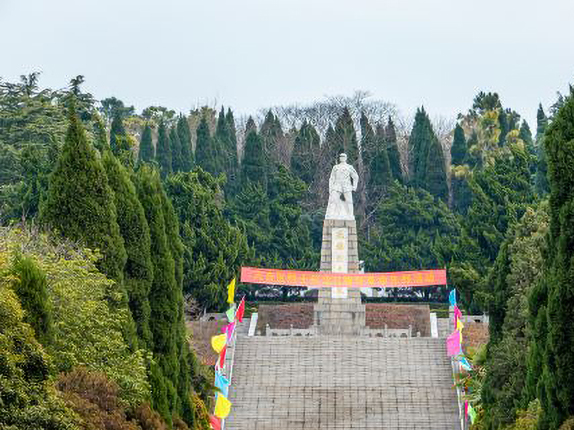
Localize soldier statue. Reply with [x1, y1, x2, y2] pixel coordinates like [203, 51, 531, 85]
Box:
[325, 153, 359, 220]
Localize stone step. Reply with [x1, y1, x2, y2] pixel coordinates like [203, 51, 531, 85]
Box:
[225, 337, 459, 430]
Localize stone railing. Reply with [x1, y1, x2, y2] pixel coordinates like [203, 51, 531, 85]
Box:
[265, 324, 418, 338]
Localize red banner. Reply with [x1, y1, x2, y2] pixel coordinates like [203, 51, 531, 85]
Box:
[240, 267, 447, 288]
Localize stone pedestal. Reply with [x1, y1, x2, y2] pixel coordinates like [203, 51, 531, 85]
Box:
[313, 219, 366, 335]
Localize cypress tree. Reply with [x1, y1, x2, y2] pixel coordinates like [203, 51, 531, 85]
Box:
[291, 120, 320, 184]
[385, 117, 403, 182]
[10, 255, 53, 345]
[195, 116, 217, 175]
[134, 165, 181, 424]
[177, 115, 194, 171]
[424, 135, 448, 202]
[222, 108, 239, 194]
[528, 92, 574, 430]
[156, 121, 172, 178]
[535, 104, 550, 195]
[241, 130, 267, 191]
[102, 150, 153, 347]
[260, 110, 283, 164]
[360, 112, 376, 168]
[408, 107, 437, 187]
[169, 126, 183, 173]
[245, 116, 257, 136]
[138, 124, 154, 164]
[451, 123, 467, 165]
[93, 114, 109, 153]
[110, 112, 128, 155]
[41, 104, 126, 282]
[368, 124, 392, 204]
[498, 110, 508, 147]
[332, 108, 359, 164]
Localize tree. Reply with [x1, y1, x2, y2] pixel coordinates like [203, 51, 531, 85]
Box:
[240, 130, 268, 191]
[360, 112, 376, 168]
[9, 254, 53, 345]
[527, 91, 574, 430]
[368, 124, 392, 207]
[498, 110, 509, 147]
[169, 126, 183, 173]
[138, 123, 154, 164]
[385, 117, 403, 182]
[166, 169, 249, 309]
[110, 112, 127, 155]
[260, 110, 284, 165]
[408, 107, 434, 186]
[41, 103, 127, 283]
[102, 150, 153, 347]
[155, 121, 172, 178]
[195, 116, 219, 176]
[216, 107, 239, 194]
[291, 120, 320, 185]
[177, 115, 194, 171]
[535, 104, 550, 195]
[99, 96, 134, 126]
[332, 107, 359, 164]
[451, 123, 467, 165]
[424, 135, 448, 202]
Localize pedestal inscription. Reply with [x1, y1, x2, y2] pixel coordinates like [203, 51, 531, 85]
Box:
[331, 227, 348, 299]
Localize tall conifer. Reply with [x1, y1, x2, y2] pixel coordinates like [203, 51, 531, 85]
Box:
[385, 117, 403, 182]
[291, 121, 320, 185]
[195, 116, 217, 175]
[156, 121, 172, 178]
[169, 127, 183, 173]
[41, 104, 127, 282]
[241, 130, 267, 191]
[424, 136, 448, 202]
[368, 124, 392, 204]
[535, 104, 550, 195]
[138, 124, 154, 164]
[451, 123, 467, 165]
[102, 150, 153, 346]
[176, 115, 194, 171]
[332, 108, 359, 164]
[360, 112, 376, 169]
[527, 92, 574, 430]
[110, 112, 128, 155]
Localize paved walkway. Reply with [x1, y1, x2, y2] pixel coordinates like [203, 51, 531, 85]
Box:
[225, 336, 459, 430]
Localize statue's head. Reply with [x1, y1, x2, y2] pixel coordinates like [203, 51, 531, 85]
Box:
[339, 153, 347, 163]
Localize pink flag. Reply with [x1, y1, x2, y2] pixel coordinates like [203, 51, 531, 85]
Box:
[446, 330, 462, 356]
[464, 401, 469, 419]
[222, 322, 236, 341]
[454, 306, 463, 322]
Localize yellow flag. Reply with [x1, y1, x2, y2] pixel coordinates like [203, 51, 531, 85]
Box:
[214, 394, 232, 419]
[227, 278, 236, 304]
[456, 318, 464, 332]
[211, 334, 227, 354]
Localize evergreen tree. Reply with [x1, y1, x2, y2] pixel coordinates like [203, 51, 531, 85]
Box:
[240, 130, 268, 191]
[260, 110, 284, 164]
[225, 108, 239, 169]
[527, 92, 574, 430]
[92, 114, 108, 153]
[451, 166, 472, 215]
[138, 124, 154, 164]
[291, 120, 320, 185]
[245, 116, 257, 136]
[169, 126, 183, 173]
[535, 104, 550, 195]
[332, 108, 359, 164]
[195, 116, 218, 176]
[385, 117, 402, 182]
[134, 165, 184, 425]
[176, 115, 194, 171]
[451, 123, 467, 165]
[216, 107, 239, 193]
[41, 104, 127, 282]
[498, 109, 509, 147]
[424, 134, 448, 202]
[110, 111, 127, 154]
[360, 112, 376, 168]
[155, 121, 172, 178]
[10, 255, 53, 345]
[102, 150, 153, 347]
[408, 107, 432, 185]
[368, 124, 392, 206]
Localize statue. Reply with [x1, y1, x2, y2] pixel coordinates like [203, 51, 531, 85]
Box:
[325, 153, 359, 220]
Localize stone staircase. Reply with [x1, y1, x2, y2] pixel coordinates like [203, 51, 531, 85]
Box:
[225, 336, 459, 430]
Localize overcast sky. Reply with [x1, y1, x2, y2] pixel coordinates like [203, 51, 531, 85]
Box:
[1, 0, 573, 126]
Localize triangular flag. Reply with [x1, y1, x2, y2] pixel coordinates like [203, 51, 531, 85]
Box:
[453, 305, 463, 321]
[226, 322, 236, 342]
[214, 394, 232, 419]
[215, 372, 230, 398]
[218, 345, 227, 368]
[459, 356, 472, 371]
[226, 306, 235, 323]
[464, 401, 469, 419]
[449, 289, 457, 306]
[209, 415, 221, 430]
[456, 317, 465, 332]
[227, 278, 236, 304]
[211, 333, 227, 354]
[468, 404, 477, 423]
[446, 330, 462, 356]
[236, 297, 245, 323]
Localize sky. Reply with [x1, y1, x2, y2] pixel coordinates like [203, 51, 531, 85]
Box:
[1, 0, 573, 126]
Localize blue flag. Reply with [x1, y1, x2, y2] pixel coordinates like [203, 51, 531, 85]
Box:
[459, 356, 472, 371]
[215, 372, 230, 398]
[449, 289, 457, 306]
